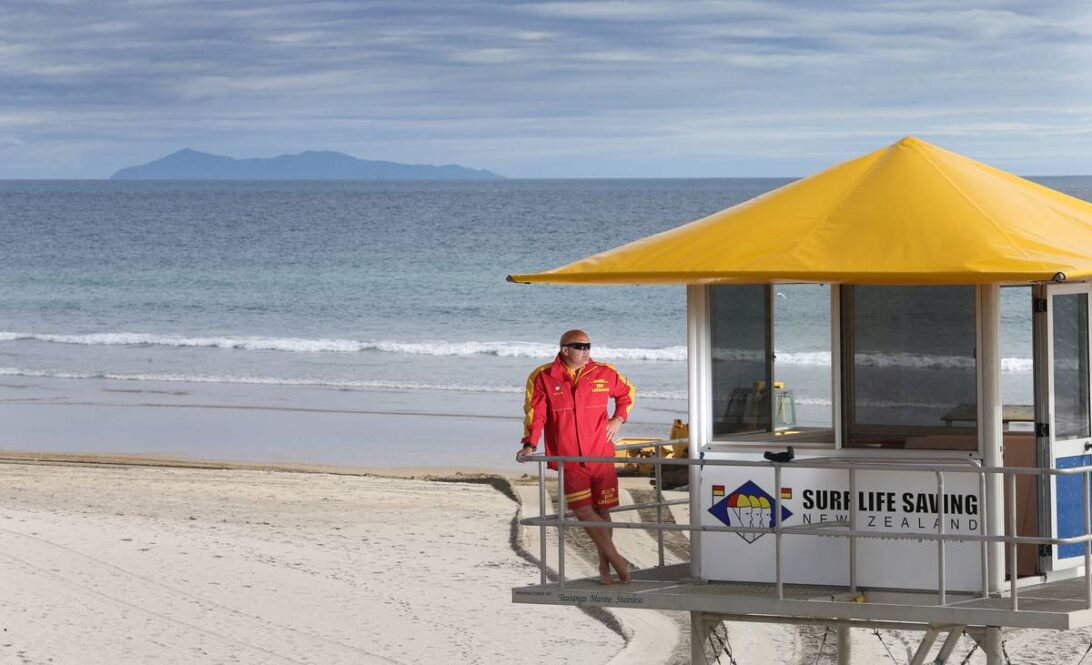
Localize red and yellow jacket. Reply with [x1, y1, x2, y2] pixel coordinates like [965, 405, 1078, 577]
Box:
[521, 355, 636, 468]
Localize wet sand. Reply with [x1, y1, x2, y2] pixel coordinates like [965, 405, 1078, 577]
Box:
[0, 374, 684, 472]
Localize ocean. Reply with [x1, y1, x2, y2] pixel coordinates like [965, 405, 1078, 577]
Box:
[2, 177, 1091, 469]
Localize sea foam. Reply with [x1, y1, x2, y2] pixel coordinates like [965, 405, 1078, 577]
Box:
[0, 331, 1034, 371]
[0, 331, 686, 361]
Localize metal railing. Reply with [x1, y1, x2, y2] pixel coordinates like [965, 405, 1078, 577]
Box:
[518, 441, 1092, 611]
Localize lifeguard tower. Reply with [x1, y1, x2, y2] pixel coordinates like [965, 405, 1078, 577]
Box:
[508, 137, 1092, 664]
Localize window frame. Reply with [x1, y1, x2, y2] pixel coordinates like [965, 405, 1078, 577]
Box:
[698, 284, 988, 456]
[706, 284, 837, 446]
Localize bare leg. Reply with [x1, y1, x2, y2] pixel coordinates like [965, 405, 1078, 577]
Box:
[573, 505, 629, 584]
[598, 552, 612, 585]
[597, 509, 614, 584]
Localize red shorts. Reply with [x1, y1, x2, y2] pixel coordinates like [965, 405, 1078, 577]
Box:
[562, 462, 619, 511]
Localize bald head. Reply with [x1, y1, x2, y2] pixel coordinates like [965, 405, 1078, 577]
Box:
[558, 329, 591, 370]
[560, 329, 589, 347]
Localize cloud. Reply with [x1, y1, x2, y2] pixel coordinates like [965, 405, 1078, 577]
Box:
[0, 0, 1090, 177]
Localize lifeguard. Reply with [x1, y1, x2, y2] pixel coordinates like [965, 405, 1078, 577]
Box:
[517, 329, 636, 584]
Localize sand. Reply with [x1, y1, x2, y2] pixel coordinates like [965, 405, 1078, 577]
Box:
[0, 462, 622, 664]
[6, 460, 1092, 664]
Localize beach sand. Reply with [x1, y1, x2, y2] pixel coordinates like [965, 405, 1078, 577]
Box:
[0, 460, 623, 664]
[5, 459, 1092, 664]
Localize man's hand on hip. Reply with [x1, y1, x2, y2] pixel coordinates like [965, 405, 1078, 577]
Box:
[606, 416, 624, 442]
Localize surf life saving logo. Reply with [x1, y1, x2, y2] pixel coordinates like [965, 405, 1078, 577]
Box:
[708, 480, 793, 544]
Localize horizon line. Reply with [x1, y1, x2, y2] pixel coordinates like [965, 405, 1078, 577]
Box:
[4, 174, 1092, 182]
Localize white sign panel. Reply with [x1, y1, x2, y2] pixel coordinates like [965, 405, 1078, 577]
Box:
[700, 454, 983, 591]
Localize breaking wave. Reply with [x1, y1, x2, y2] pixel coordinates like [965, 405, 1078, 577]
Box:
[0, 331, 685, 362]
[0, 331, 1032, 371]
[0, 366, 522, 394]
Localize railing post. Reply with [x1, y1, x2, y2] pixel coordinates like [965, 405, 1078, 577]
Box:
[558, 461, 566, 588]
[979, 467, 989, 598]
[538, 458, 547, 586]
[656, 444, 665, 567]
[936, 470, 946, 605]
[775, 463, 783, 599]
[849, 467, 857, 592]
[1008, 472, 1018, 610]
[1085, 470, 1091, 609]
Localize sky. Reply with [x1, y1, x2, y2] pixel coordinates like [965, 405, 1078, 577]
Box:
[2, 0, 1092, 179]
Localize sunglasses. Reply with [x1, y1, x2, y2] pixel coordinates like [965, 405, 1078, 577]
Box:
[563, 342, 592, 350]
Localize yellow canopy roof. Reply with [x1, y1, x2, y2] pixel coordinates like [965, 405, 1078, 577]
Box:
[508, 137, 1092, 285]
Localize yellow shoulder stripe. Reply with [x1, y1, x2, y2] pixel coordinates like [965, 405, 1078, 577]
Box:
[523, 361, 554, 437]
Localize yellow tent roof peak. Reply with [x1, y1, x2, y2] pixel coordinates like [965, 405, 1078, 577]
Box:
[508, 137, 1092, 286]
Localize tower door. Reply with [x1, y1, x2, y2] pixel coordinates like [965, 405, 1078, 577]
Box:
[1039, 283, 1092, 572]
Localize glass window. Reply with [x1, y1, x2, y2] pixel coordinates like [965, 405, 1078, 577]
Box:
[1000, 287, 1033, 426]
[711, 285, 770, 436]
[774, 284, 832, 433]
[709, 284, 833, 443]
[843, 286, 977, 449]
[1053, 293, 1090, 440]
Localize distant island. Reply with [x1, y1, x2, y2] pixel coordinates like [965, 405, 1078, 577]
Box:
[111, 149, 504, 180]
